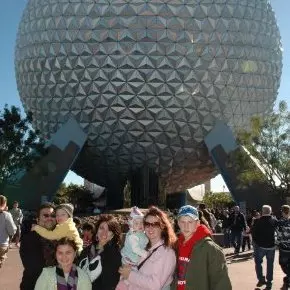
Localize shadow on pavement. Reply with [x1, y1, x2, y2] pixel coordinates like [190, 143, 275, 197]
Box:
[226, 251, 253, 264]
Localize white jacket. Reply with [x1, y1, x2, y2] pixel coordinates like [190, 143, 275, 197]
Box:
[34, 266, 92, 290]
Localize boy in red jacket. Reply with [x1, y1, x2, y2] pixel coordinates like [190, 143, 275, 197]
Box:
[172, 205, 232, 290]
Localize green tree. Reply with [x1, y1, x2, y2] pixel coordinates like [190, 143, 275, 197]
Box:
[53, 183, 69, 204]
[202, 191, 234, 209]
[236, 100, 290, 198]
[0, 105, 45, 190]
[54, 183, 93, 212]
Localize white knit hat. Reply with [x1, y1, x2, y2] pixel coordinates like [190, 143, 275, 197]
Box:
[130, 206, 144, 220]
[56, 203, 74, 218]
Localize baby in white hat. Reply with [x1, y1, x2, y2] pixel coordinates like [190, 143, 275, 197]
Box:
[121, 206, 148, 267]
[32, 203, 83, 253]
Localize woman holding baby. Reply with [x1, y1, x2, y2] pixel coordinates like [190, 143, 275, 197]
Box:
[117, 206, 177, 290]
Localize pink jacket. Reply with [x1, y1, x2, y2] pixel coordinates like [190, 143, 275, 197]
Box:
[117, 240, 176, 290]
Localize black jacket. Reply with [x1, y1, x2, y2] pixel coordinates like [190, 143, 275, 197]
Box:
[252, 215, 277, 248]
[19, 231, 56, 290]
[78, 239, 121, 290]
[222, 215, 230, 229]
[228, 212, 247, 232]
[277, 218, 290, 251]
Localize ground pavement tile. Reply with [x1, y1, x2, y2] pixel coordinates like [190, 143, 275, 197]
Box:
[225, 248, 285, 290]
[0, 246, 286, 290]
[0, 247, 23, 290]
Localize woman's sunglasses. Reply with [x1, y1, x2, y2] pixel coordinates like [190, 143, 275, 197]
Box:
[144, 221, 160, 228]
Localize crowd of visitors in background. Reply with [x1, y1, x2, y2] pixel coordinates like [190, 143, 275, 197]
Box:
[203, 203, 290, 290]
[2, 193, 290, 289]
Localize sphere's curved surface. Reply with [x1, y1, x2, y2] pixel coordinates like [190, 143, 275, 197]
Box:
[15, 0, 282, 192]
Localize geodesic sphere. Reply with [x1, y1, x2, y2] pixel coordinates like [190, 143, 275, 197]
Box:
[15, 0, 282, 192]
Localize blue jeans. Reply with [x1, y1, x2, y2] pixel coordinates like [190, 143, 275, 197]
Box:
[254, 245, 275, 283]
[231, 230, 242, 253]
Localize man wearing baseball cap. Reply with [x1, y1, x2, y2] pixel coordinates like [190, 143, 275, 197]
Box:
[171, 205, 232, 290]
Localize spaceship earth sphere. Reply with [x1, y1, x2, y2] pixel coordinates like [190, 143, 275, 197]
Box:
[15, 0, 282, 193]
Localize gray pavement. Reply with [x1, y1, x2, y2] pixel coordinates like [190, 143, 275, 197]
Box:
[0, 246, 286, 290]
[225, 248, 284, 290]
[0, 247, 23, 290]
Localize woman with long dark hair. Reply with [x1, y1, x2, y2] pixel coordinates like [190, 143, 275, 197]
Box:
[78, 214, 122, 290]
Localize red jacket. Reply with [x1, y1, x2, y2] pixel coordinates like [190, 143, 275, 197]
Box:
[177, 225, 211, 290]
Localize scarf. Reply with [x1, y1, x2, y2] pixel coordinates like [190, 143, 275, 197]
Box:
[56, 264, 78, 290]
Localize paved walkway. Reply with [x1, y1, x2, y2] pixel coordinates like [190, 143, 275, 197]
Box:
[225, 249, 284, 290]
[0, 247, 23, 290]
[0, 246, 286, 290]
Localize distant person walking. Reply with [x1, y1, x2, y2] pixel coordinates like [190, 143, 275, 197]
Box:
[221, 210, 231, 248]
[0, 195, 17, 269]
[252, 205, 277, 289]
[10, 201, 23, 247]
[277, 205, 290, 289]
[241, 225, 251, 252]
[228, 206, 247, 254]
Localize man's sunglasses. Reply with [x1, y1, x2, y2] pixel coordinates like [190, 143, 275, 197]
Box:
[144, 221, 160, 228]
[42, 213, 56, 218]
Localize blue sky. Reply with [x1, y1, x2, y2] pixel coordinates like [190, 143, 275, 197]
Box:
[0, 0, 289, 191]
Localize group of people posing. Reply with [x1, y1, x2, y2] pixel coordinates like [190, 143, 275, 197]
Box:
[1, 198, 232, 290]
[3, 193, 290, 289]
